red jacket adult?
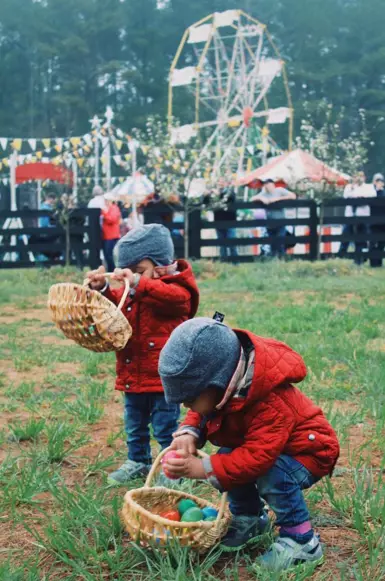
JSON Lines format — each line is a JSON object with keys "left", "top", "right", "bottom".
{"left": 181, "top": 330, "right": 339, "bottom": 490}
{"left": 102, "top": 204, "right": 121, "bottom": 240}
{"left": 104, "top": 260, "right": 199, "bottom": 394}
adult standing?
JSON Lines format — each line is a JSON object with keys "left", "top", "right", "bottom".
{"left": 369, "top": 173, "right": 385, "bottom": 268}
{"left": 251, "top": 179, "right": 296, "bottom": 258}
{"left": 213, "top": 178, "right": 238, "bottom": 263}
{"left": 338, "top": 171, "right": 375, "bottom": 264}
{"left": 87, "top": 185, "right": 106, "bottom": 210}
{"left": 101, "top": 192, "right": 122, "bottom": 272}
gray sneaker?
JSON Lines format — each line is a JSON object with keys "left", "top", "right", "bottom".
{"left": 220, "top": 511, "right": 270, "bottom": 552}
{"left": 107, "top": 460, "right": 150, "bottom": 486}
{"left": 257, "top": 534, "right": 324, "bottom": 571}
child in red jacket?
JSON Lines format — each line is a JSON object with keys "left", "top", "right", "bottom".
{"left": 87, "top": 224, "right": 199, "bottom": 485}
{"left": 159, "top": 318, "right": 339, "bottom": 572}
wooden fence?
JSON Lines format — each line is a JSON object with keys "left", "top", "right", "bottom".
{"left": 1, "top": 198, "right": 385, "bottom": 269}
{"left": 0, "top": 208, "right": 101, "bottom": 269}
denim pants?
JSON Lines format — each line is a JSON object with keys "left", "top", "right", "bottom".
{"left": 124, "top": 393, "right": 180, "bottom": 464}
{"left": 103, "top": 238, "right": 119, "bottom": 272}
{"left": 216, "top": 229, "right": 238, "bottom": 261}
{"left": 266, "top": 226, "right": 287, "bottom": 258}
{"left": 219, "top": 449, "right": 318, "bottom": 527}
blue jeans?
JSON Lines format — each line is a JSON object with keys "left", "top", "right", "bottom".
{"left": 266, "top": 226, "right": 287, "bottom": 257}
{"left": 103, "top": 238, "right": 119, "bottom": 272}
{"left": 124, "top": 393, "right": 180, "bottom": 464}
{"left": 216, "top": 229, "right": 238, "bottom": 261}
{"left": 219, "top": 449, "right": 318, "bottom": 527}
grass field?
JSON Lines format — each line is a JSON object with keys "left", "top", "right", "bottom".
{"left": 0, "top": 260, "right": 385, "bottom": 581}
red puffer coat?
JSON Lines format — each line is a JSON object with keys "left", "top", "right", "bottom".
{"left": 104, "top": 260, "right": 199, "bottom": 394}
{"left": 182, "top": 330, "right": 340, "bottom": 490}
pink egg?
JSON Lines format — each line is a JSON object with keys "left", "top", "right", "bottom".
{"left": 161, "top": 451, "right": 181, "bottom": 480}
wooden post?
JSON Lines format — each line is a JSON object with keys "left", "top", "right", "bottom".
{"left": 309, "top": 200, "right": 318, "bottom": 261}
{"left": 88, "top": 208, "right": 102, "bottom": 269}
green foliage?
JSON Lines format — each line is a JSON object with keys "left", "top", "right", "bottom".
{"left": 0, "top": 0, "right": 384, "bottom": 173}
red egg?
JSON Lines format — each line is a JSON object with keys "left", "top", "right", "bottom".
{"left": 161, "top": 450, "right": 181, "bottom": 480}
{"left": 159, "top": 509, "right": 181, "bottom": 521}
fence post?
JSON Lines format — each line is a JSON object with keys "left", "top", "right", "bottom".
{"left": 88, "top": 209, "right": 102, "bottom": 269}
{"left": 309, "top": 201, "right": 318, "bottom": 261}
{"left": 188, "top": 209, "right": 201, "bottom": 259}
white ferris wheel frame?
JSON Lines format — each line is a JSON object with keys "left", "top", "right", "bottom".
{"left": 168, "top": 10, "right": 293, "bottom": 184}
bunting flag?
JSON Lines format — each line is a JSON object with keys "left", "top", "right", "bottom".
{"left": 0, "top": 138, "right": 7, "bottom": 151}
{"left": 124, "top": 153, "right": 131, "bottom": 161}
{"left": 36, "top": 151, "right": 43, "bottom": 159}
{"left": 11, "top": 138, "right": 22, "bottom": 151}
{"left": 70, "top": 137, "right": 81, "bottom": 147}
{"left": 113, "top": 155, "right": 122, "bottom": 165}
{"left": 77, "top": 158, "right": 85, "bottom": 168}
{"left": 28, "top": 138, "right": 37, "bottom": 151}
{"left": 116, "top": 128, "right": 124, "bottom": 139}
{"left": 42, "top": 138, "right": 51, "bottom": 149}
{"left": 115, "top": 139, "right": 123, "bottom": 151}
{"left": 247, "top": 145, "right": 255, "bottom": 155}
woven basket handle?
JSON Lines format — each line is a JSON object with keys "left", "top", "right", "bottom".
{"left": 145, "top": 446, "right": 228, "bottom": 527}
{"left": 83, "top": 273, "right": 130, "bottom": 312}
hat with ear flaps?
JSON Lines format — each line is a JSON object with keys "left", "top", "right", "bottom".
{"left": 116, "top": 223, "right": 175, "bottom": 268}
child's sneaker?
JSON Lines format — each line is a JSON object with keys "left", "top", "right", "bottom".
{"left": 257, "top": 534, "right": 324, "bottom": 571}
{"left": 220, "top": 511, "right": 270, "bottom": 552}
{"left": 107, "top": 460, "right": 150, "bottom": 486}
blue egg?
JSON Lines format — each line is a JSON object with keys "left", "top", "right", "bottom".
{"left": 202, "top": 507, "right": 218, "bottom": 520}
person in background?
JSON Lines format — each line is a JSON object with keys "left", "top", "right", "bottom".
{"left": 39, "top": 193, "right": 56, "bottom": 228}
{"left": 213, "top": 177, "right": 238, "bottom": 263}
{"left": 370, "top": 173, "right": 385, "bottom": 268}
{"left": 338, "top": 171, "right": 375, "bottom": 264}
{"left": 101, "top": 192, "right": 122, "bottom": 272}
{"left": 251, "top": 179, "right": 296, "bottom": 258}
{"left": 87, "top": 185, "right": 106, "bottom": 210}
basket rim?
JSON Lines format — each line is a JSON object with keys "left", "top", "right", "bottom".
{"left": 124, "top": 486, "right": 229, "bottom": 529}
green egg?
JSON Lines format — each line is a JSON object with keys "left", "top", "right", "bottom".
{"left": 177, "top": 499, "right": 197, "bottom": 515}
{"left": 181, "top": 507, "right": 204, "bottom": 522}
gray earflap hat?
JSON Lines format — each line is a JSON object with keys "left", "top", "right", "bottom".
{"left": 116, "top": 223, "right": 174, "bottom": 268}
{"left": 159, "top": 317, "right": 241, "bottom": 404}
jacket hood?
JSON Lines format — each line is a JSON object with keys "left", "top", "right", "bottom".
{"left": 161, "top": 260, "right": 200, "bottom": 318}
{"left": 220, "top": 330, "right": 307, "bottom": 409}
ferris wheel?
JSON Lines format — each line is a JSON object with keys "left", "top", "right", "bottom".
{"left": 168, "top": 10, "right": 293, "bottom": 189}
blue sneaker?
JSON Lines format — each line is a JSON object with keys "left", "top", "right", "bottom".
{"left": 220, "top": 511, "right": 270, "bottom": 552}
{"left": 107, "top": 460, "right": 150, "bottom": 486}
{"left": 257, "top": 534, "right": 324, "bottom": 571}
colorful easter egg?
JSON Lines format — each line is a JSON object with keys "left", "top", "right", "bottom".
{"left": 202, "top": 507, "right": 218, "bottom": 519}
{"left": 177, "top": 499, "right": 197, "bottom": 515}
{"left": 181, "top": 507, "right": 204, "bottom": 522}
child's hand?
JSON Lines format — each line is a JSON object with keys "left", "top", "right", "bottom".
{"left": 86, "top": 266, "right": 107, "bottom": 290}
{"left": 163, "top": 450, "right": 206, "bottom": 480}
{"left": 171, "top": 434, "right": 197, "bottom": 455}
{"left": 111, "top": 268, "right": 135, "bottom": 286}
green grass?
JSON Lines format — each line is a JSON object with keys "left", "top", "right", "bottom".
{"left": 0, "top": 261, "right": 385, "bottom": 580}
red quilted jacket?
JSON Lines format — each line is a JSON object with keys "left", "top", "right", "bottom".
{"left": 182, "top": 330, "right": 340, "bottom": 490}
{"left": 104, "top": 260, "right": 199, "bottom": 394}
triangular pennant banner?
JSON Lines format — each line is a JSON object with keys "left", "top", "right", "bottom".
{"left": 0, "top": 138, "right": 8, "bottom": 151}
{"left": 28, "top": 138, "right": 36, "bottom": 151}
{"left": 246, "top": 145, "right": 255, "bottom": 155}
{"left": 70, "top": 137, "right": 81, "bottom": 148}
{"left": 124, "top": 153, "right": 131, "bottom": 161}
{"left": 11, "top": 139, "right": 22, "bottom": 151}
{"left": 113, "top": 155, "right": 122, "bottom": 165}
{"left": 115, "top": 139, "right": 123, "bottom": 151}
{"left": 77, "top": 158, "right": 85, "bottom": 168}
{"left": 42, "top": 138, "right": 51, "bottom": 149}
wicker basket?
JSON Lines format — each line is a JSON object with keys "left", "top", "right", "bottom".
{"left": 47, "top": 274, "right": 132, "bottom": 352}
{"left": 122, "top": 448, "right": 230, "bottom": 552}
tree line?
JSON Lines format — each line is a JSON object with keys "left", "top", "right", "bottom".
{"left": 0, "top": 0, "right": 384, "bottom": 173}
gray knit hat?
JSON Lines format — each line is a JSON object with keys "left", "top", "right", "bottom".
{"left": 159, "top": 317, "right": 241, "bottom": 405}
{"left": 116, "top": 224, "right": 174, "bottom": 268}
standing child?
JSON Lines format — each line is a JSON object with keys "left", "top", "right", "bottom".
{"left": 159, "top": 318, "right": 339, "bottom": 572}
{"left": 86, "top": 224, "right": 199, "bottom": 485}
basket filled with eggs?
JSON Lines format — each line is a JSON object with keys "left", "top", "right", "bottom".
{"left": 122, "top": 448, "right": 230, "bottom": 552}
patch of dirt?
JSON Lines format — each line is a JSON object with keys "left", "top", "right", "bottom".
{"left": 366, "top": 338, "right": 385, "bottom": 352}
{"left": 338, "top": 422, "right": 384, "bottom": 468}
{"left": 0, "top": 304, "right": 53, "bottom": 325}
{"left": 329, "top": 293, "right": 358, "bottom": 310}
{"left": 286, "top": 290, "right": 318, "bottom": 305}
{"left": 41, "top": 335, "right": 74, "bottom": 346}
